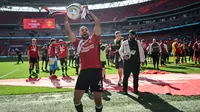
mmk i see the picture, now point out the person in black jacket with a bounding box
[119,30,145,95]
[15,48,23,64]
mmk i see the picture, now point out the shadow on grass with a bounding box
[87,90,112,101]
[126,92,183,112]
[161,70,187,74]
[105,67,113,70]
[14,63,23,65]
[139,77,180,90]
[141,67,187,74]
[49,78,62,89]
[164,66,189,69]
[42,70,50,73]
[180,64,200,68]
[141,67,155,70]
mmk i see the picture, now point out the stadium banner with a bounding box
[23,18,55,29]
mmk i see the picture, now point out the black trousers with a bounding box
[17,54,23,64]
[75,57,80,74]
[152,52,160,69]
[166,53,169,63]
[123,63,140,92]
[68,56,74,66]
[188,51,193,62]
[161,52,166,65]
[42,57,48,70]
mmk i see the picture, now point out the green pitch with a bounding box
[1,91,200,112]
[0,61,118,79]
[0,58,199,80]
[0,58,200,112]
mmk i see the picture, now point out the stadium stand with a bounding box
[0,0,200,56]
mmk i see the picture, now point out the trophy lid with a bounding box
[66,3,82,20]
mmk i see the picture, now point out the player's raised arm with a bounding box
[65,14,76,43]
[87,10,101,36]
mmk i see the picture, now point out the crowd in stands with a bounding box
[0,0,200,59]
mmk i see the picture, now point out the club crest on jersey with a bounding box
[81,44,94,53]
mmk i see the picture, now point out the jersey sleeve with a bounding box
[53,43,59,47]
[91,33,100,44]
[194,43,198,50]
[37,46,40,52]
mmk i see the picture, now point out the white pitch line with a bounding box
[0,69,19,78]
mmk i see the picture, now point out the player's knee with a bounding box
[29,64,33,69]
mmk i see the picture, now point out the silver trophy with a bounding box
[66,3,82,20]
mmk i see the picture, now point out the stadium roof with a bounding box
[0,0,150,12]
[0,0,126,6]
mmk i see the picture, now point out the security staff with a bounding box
[119,30,145,95]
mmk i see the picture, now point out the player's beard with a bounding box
[130,37,135,41]
[81,34,89,40]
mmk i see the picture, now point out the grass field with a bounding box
[1,91,200,112]
[0,58,200,112]
[0,86,72,95]
[0,57,199,80]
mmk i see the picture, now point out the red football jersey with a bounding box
[141,42,147,53]
[28,45,39,58]
[193,42,199,51]
[73,33,101,70]
[58,44,68,58]
[175,42,180,53]
[180,44,184,53]
[160,43,166,53]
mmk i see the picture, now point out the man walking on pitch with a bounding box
[119,30,145,95]
[68,45,75,67]
[58,39,68,77]
[48,38,65,79]
[114,31,124,86]
[41,44,49,71]
[193,39,200,65]
[27,38,40,78]
[15,48,23,64]
[149,39,161,70]
[100,42,107,80]
[65,6,103,112]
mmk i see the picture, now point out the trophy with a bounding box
[66,3,82,20]
[44,3,93,21]
[66,3,94,21]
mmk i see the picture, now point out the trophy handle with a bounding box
[86,13,94,22]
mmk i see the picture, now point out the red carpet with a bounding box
[1,73,200,96]
[141,70,170,74]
